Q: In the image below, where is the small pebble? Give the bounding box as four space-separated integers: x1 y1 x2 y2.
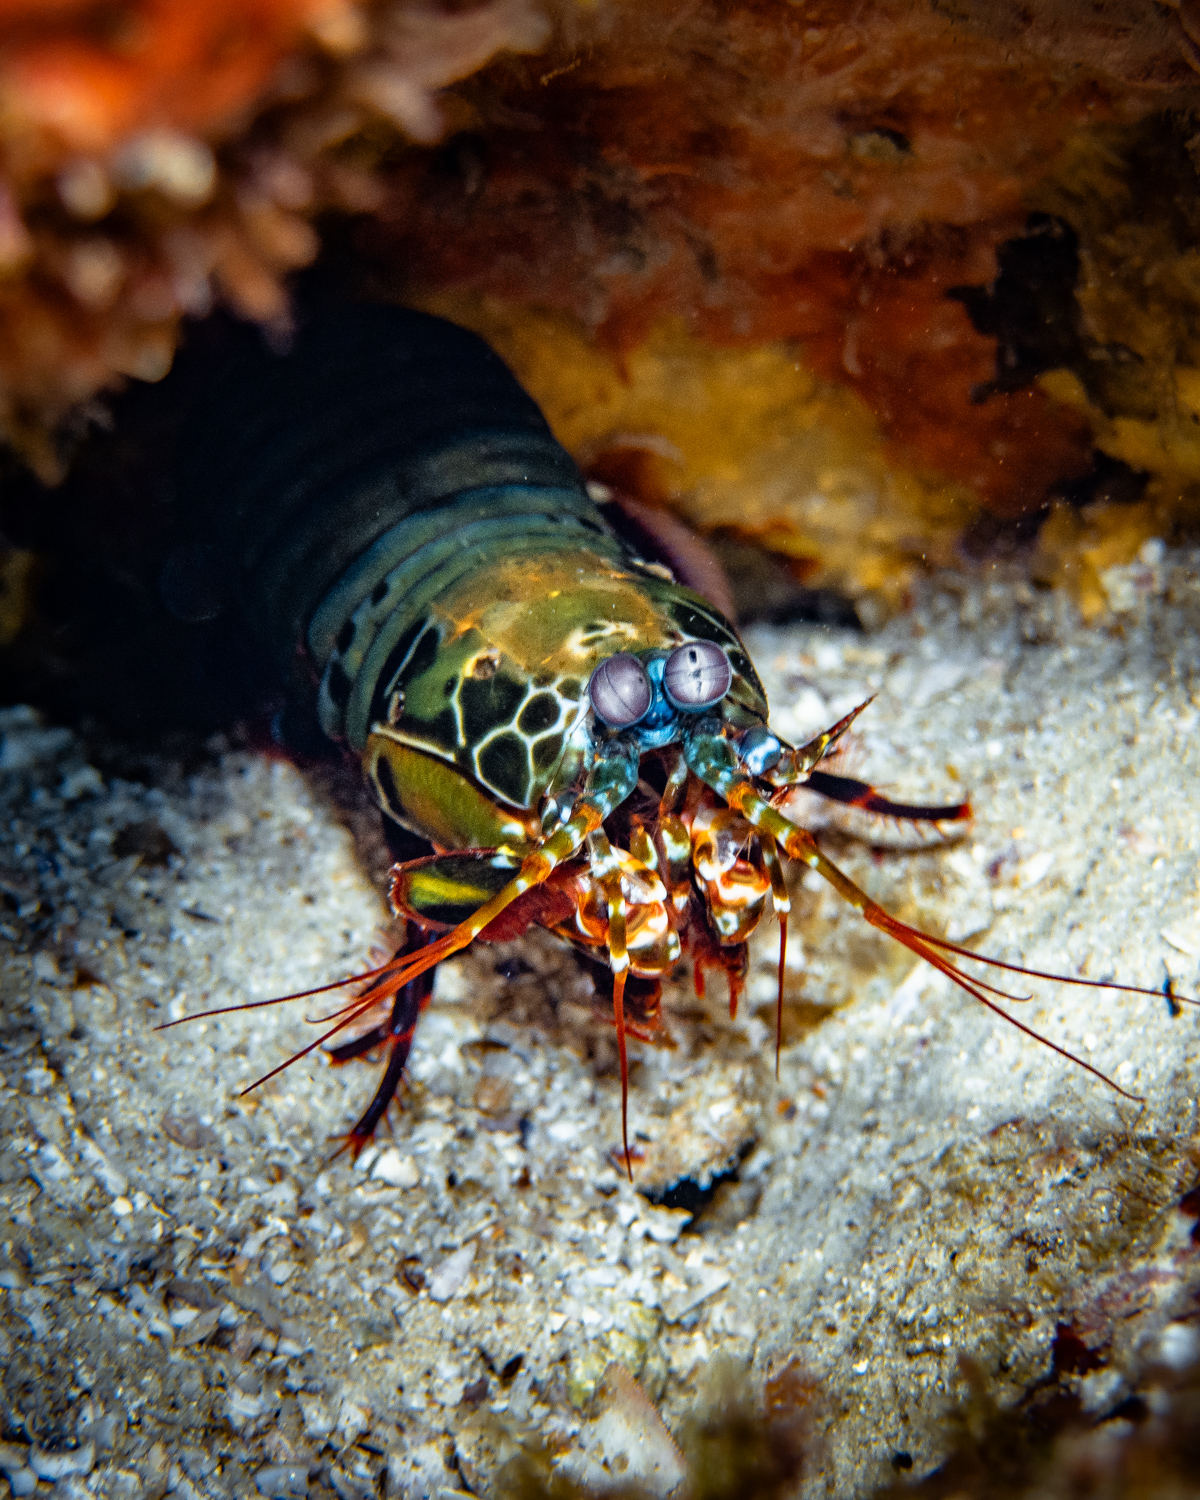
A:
370 1149 419 1188
427 1243 475 1303
1157 1321 1200 1371
335 1399 370 1445
0 1444 31 1474
296 1394 333 1441
59 765 104 801
30 1443 95 1480
255 1464 309 1499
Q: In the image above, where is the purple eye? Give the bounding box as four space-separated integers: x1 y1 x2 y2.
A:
588 653 653 728
663 640 731 711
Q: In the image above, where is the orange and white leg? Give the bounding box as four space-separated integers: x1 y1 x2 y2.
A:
587 826 634 1177
759 831 790 1076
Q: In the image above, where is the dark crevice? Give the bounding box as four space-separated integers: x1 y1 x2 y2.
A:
949 212 1085 400
641 1136 759 1227
1050 1321 1106 1378
708 531 862 628
958 505 1051 561
1051 451 1149 510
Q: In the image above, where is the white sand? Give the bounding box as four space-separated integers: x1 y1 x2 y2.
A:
1 556 1198 1497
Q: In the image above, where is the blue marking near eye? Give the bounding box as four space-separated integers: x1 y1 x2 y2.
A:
738 726 784 775
627 656 686 750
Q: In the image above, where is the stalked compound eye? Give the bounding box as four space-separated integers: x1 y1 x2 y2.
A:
663 640 732 711
588 652 653 728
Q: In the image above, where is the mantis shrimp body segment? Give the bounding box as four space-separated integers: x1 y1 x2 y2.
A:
169 307 1180 1172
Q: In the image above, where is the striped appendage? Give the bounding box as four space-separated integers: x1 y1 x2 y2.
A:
684 724 1177 1103
160 709 1191 1168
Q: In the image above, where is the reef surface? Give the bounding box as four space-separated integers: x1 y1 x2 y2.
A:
6 3 1200 616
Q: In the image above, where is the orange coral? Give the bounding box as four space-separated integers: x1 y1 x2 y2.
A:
0 1 323 155
0 0 548 476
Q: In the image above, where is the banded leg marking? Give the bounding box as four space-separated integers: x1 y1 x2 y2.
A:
589 826 634 1177
759 831 790 1077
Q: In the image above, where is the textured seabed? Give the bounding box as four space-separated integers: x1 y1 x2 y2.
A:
2 557 1200 1499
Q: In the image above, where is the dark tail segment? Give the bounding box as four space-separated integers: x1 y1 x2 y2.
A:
806 769 971 824
177 306 598 738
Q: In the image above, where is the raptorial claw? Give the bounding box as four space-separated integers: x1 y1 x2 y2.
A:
804 768 971 825
766 696 876 786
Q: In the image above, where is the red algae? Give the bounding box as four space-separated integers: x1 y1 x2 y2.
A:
374 0 1192 522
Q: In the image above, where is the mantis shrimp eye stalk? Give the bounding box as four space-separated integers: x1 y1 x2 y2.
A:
157 305 1196 1176
662 640 732 710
